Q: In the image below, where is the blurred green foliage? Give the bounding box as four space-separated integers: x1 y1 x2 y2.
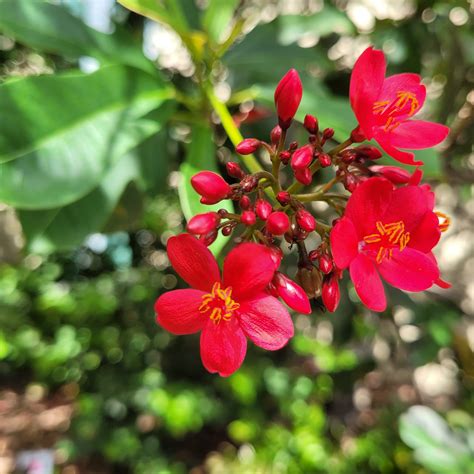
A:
0 0 472 472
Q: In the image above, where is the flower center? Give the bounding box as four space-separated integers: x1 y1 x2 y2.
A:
199 282 240 324
373 91 419 132
363 220 411 264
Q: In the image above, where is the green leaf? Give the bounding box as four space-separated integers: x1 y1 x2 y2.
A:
177 124 232 256
202 0 239 44
118 0 171 24
0 65 174 209
19 153 139 253
0 0 154 73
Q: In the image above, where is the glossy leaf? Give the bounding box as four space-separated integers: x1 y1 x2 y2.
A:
0 0 154 73
0 65 174 209
178 124 233 256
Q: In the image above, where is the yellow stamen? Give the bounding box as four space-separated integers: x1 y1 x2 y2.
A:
199 282 240 325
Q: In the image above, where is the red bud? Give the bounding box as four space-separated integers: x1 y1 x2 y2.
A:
270 125 282 145
276 191 291 206
308 249 320 261
236 138 260 155
191 171 231 204
344 174 359 192
226 162 245 179
322 276 340 312
239 195 251 210
274 69 303 126
369 165 411 184
221 224 233 236
353 145 382 160
341 150 356 164
267 211 290 235
294 168 312 186
296 209 316 232
187 212 220 235
200 229 218 246
322 128 334 140
240 175 258 192
318 153 332 168
241 210 256 226
273 272 311 314
291 145 313 170
279 151 291 165
350 125 366 143
304 114 319 134
255 199 272 220
318 254 333 274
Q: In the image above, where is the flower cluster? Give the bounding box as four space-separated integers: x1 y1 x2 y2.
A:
155 46 450 376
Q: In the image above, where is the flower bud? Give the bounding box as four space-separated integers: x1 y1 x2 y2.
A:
226 162 245 179
304 114 318 134
191 171 231 205
276 191 291 206
289 141 298 151
322 128 334 140
369 165 411 184
295 266 322 299
294 168 312 186
291 145 313 170
267 211 290 235
318 254 333 274
241 210 256 226
296 209 316 232
341 150 356 164
274 69 303 126
270 125 282 145
344 174 359 192
273 272 311 314
318 153 332 168
353 145 382 160
236 138 260 155
322 276 340 312
187 212 220 235
239 195 251 210
279 151 291 165
221 224 233 236
308 249 320 261
350 125 366 143
240 175 258 192
200 229 218 246
255 198 272 220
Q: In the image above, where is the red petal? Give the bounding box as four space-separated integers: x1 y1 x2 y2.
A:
409 212 441 253
378 247 439 292
344 177 393 238
350 254 386 312
167 234 220 292
223 243 277 299
239 294 294 350
381 185 431 232
155 289 206 335
374 132 421 165
200 319 247 377
330 217 358 269
389 120 449 150
378 73 426 120
349 47 386 139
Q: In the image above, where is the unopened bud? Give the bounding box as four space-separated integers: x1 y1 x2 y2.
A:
369 165 411 184
322 128 334 140
295 266 322 299
279 150 291 165
344 174 359 192
273 272 311 314
318 153 332 168
353 145 382 160
226 162 245 179
291 145 313 170
187 212 220 235
267 211 290 235
221 224 233 236
322 276 340 312
191 171 231 205
240 175 258 192
270 125 282 145
274 69 303 126
318 254 333 274
294 168 312 186
255 199 272 220
276 191 291 206
241 210 256 226
239 195 251 210
308 249 320 261
296 209 316 232
350 125 366 143
304 114 318 134
341 150 356 164
200 229 218 246
289 141 298 151
236 138 260 155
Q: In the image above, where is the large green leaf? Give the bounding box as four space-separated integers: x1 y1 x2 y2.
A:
0 0 154 73
0 65 174 209
178 124 233 256
202 0 239 44
18 153 139 253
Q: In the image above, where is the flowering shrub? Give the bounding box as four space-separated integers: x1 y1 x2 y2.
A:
155 47 451 376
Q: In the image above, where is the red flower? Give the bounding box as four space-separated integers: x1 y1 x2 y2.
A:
350 47 449 165
155 234 294 376
274 69 303 127
330 177 442 311
191 171 231 205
